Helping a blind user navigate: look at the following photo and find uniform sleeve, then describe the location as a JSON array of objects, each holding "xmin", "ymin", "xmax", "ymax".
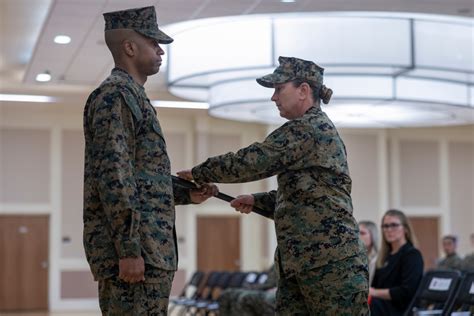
[
  {"xmin": 389, "ymin": 248, "xmax": 424, "ymax": 308},
  {"xmin": 252, "ymin": 190, "xmax": 276, "ymax": 219},
  {"xmin": 172, "ymin": 183, "xmax": 193, "ymax": 205},
  {"xmin": 91, "ymin": 91, "xmax": 141, "ymax": 258},
  {"xmin": 192, "ymin": 121, "xmax": 316, "ymax": 184}
]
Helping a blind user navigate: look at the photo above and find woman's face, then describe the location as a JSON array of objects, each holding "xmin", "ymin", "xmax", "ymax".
[
  {"xmin": 359, "ymin": 224, "xmax": 372, "ymax": 251},
  {"xmin": 271, "ymin": 82, "xmax": 302, "ymax": 120},
  {"xmin": 382, "ymin": 215, "xmax": 407, "ymax": 245}
]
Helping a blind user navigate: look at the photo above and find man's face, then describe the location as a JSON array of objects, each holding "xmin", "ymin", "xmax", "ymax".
[
  {"xmin": 442, "ymin": 238, "xmax": 456, "ymax": 255},
  {"xmin": 271, "ymin": 82, "xmax": 302, "ymax": 120},
  {"xmin": 134, "ymin": 36, "xmax": 164, "ymax": 76}
]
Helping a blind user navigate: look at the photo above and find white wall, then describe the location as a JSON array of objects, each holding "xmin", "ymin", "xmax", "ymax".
[{"xmin": 1, "ymin": 101, "xmax": 473, "ymax": 310}]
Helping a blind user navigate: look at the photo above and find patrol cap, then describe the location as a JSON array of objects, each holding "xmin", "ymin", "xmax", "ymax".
[
  {"xmin": 103, "ymin": 6, "xmax": 173, "ymax": 44},
  {"xmin": 257, "ymin": 56, "xmax": 324, "ymax": 89}
]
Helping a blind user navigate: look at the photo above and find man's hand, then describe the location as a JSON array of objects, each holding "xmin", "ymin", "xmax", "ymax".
[
  {"xmin": 230, "ymin": 194, "xmax": 254, "ymax": 214},
  {"xmin": 190, "ymin": 183, "xmax": 219, "ymax": 203},
  {"xmin": 119, "ymin": 256, "xmax": 145, "ymax": 283},
  {"xmin": 177, "ymin": 169, "xmax": 193, "ymax": 181}
]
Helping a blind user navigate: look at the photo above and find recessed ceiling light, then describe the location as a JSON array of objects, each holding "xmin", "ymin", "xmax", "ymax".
[
  {"xmin": 54, "ymin": 35, "xmax": 71, "ymax": 44},
  {"xmin": 36, "ymin": 71, "xmax": 51, "ymax": 82},
  {"xmin": 281, "ymin": 0, "xmax": 296, "ymax": 3}
]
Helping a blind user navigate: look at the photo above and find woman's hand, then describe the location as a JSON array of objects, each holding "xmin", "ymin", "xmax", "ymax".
[
  {"xmin": 176, "ymin": 169, "xmax": 193, "ymax": 181},
  {"xmin": 230, "ymin": 195, "xmax": 255, "ymax": 214}
]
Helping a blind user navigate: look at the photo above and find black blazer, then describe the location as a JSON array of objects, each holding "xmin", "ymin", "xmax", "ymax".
[{"xmin": 371, "ymin": 242, "xmax": 424, "ymax": 313}]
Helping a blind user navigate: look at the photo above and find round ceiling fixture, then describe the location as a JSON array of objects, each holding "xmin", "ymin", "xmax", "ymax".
[{"xmin": 164, "ymin": 12, "xmax": 473, "ymax": 127}]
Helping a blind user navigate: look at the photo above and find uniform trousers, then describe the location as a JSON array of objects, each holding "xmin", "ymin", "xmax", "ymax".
[
  {"xmin": 276, "ymin": 255, "xmax": 369, "ymax": 316},
  {"xmin": 218, "ymin": 287, "xmax": 276, "ymax": 316},
  {"xmin": 98, "ymin": 268, "xmax": 174, "ymax": 316}
]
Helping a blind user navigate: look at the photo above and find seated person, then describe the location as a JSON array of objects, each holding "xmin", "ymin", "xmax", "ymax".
[
  {"xmin": 436, "ymin": 235, "xmax": 462, "ymax": 270},
  {"xmin": 218, "ymin": 264, "xmax": 277, "ymax": 316},
  {"xmin": 370, "ymin": 209, "xmax": 424, "ymax": 316},
  {"xmin": 359, "ymin": 220, "xmax": 379, "ymax": 285},
  {"xmin": 460, "ymin": 233, "xmax": 474, "ymax": 272}
]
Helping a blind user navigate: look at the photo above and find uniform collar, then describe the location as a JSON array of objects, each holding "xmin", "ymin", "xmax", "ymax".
[
  {"xmin": 111, "ymin": 67, "xmax": 145, "ymax": 92},
  {"xmin": 306, "ymin": 105, "xmax": 322, "ymax": 115}
]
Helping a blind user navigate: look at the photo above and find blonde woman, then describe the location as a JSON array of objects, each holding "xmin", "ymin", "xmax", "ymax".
[
  {"xmin": 369, "ymin": 209, "xmax": 424, "ymax": 316},
  {"xmin": 359, "ymin": 221, "xmax": 379, "ymax": 285}
]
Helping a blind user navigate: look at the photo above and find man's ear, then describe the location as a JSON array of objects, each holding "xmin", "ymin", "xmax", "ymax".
[{"xmin": 123, "ymin": 40, "xmax": 136, "ymax": 57}]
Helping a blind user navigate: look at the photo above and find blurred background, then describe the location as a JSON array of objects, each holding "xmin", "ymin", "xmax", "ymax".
[{"xmin": 0, "ymin": 0, "xmax": 473, "ymax": 313}]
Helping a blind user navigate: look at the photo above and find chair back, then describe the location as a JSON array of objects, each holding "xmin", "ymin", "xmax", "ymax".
[
  {"xmin": 196, "ymin": 271, "xmax": 223, "ymax": 300},
  {"xmin": 226, "ymin": 271, "xmax": 248, "ymax": 288},
  {"xmin": 404, "ymin": 269, "xmax": 462, "ymax": 316},
  {"xmin": 241, "ymin": 271, "xmax": 259, "ymax": 287},
  {"xmin": 445, "ymin": 272, "xmax": 474, "ymax": 315},
  {"xmin": 256, "ymin": 272, "xmax": 269, "ymax": 284},
  {"xmin": 182, "ymin": 271, "xmax": 205, "ymax": 299},
  {"xmin": 209, "ymin": 271, "xmax": 233, "ymax": 300}
]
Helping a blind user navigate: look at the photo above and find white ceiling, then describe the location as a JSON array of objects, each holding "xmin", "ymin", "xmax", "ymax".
[{"xmin": 1, "ymin": 0, "xmax": 473, "ymax": 100}]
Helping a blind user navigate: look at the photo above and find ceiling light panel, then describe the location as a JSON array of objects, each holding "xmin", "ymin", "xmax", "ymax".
[{"xmin": 166, "ymin": 12, "xmax": 474, "ymax": 127}]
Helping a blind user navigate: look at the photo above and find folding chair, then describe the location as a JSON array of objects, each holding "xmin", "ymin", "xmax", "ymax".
[
  {"xmin": 171, "ymin": 271, "xmax": 223, "ymax": 316},
  {"xmin": 404, "ymin": 269, "xmax": 462, "ymax": 316},
  {"xmin": 241, "ymin": 271, "xmax": 260, "ymax": 287},
  {"xmin": 255, "ymin": 271, "xmax": 269, "ymax": 285},
  {"xmin": 445, "ymin": 272, "xmax": 474, "ymax": 315},
  {"xmin": 189, "ymin": 271, "xmax": 233, "ymax": 315},
  {"xmin": 169, "ymin": 271, "xmax": 206, "ymax": 314},
  {"xmin": 204, "ymin": 271, "xmax": 249, "ymax": 315}
]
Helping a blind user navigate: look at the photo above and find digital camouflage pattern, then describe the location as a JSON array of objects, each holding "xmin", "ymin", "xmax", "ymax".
[
  {"xmin": 98, "ymin": 269, "xmax": 173, "ymax": 315},
  {"xmin": 103, "ymin": 6, "xmax": 173, "ymax": 44},
  {"xmin": 192, "ymin": 57, "xmax": 368, "ymax": 313},
  {"xmin": 192, "ymin": 106, "xmax": 366, "ymax": 276},
  {"xmin": 256, "ymin": 56, "xmax": 324, "ymax": 91},
  {"xmin": 218, "ymin": 265, "xmax": 278, "ymax": 316},
  {"xmin": 276, "ymin": 255, "xmax": 368, "ymax": 315},
  {"xmin": 218, "ymin": 288, "xmax": 276, "ymax": 316},
  {"xmin": 436, "ymin": 253, "xmax": 463, "ymax": 270},
  {"xmin": 83, "ymin": 67, "xmax": 193, "ymax": 282}
]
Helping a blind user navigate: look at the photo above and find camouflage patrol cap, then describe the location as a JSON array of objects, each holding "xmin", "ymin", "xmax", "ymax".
[
  {"xmin": 257, "ymin": 56, "xmax": 324, "ymax": 89},
  {"xmin": 103, "ymin": 6, "xmax": 173, "ymax": 44}
]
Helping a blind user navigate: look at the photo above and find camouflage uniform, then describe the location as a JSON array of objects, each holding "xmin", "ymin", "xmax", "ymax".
[
  {"xmin": 192, "ymin": 57, "xmax": 369, "ymax": 315},
  {"xmin": 83, "ymin": 6, "xmax": 189, "ymax": 315},
  {"xmin": 460, "ymin": 253, "xmax": 474, "ymax": 272},
  {"xmin": 218, "ymin": 265, "xmax": 277, "ymax": 316},
  {"xmin": 219, "ymin": 289, "xmax": 276, "ymax": 316},
  {"xmin": 436, "ymin": 253, "xmax": 463, "ymax": 270}
]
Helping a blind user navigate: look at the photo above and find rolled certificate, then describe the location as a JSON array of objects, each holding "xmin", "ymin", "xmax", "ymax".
[{"xmin": 171, "ymin": 175, "xmax": 273, "ymax": 219}]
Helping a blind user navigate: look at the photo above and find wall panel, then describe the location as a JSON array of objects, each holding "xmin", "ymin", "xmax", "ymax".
[
  {"xmin": 0, "ymin": 128, "xmax": 50, "ymax": 204},
  {"xmin": 448, "ymin": 142, "xmax": 474, "ymax": 255},
  {"xmin": 399, "ymin": 141, "xmax": 439, "ymax": 207},
  {"xmin": 61, "ymin": 130, "xmax": 85, "ymax": 258}
]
